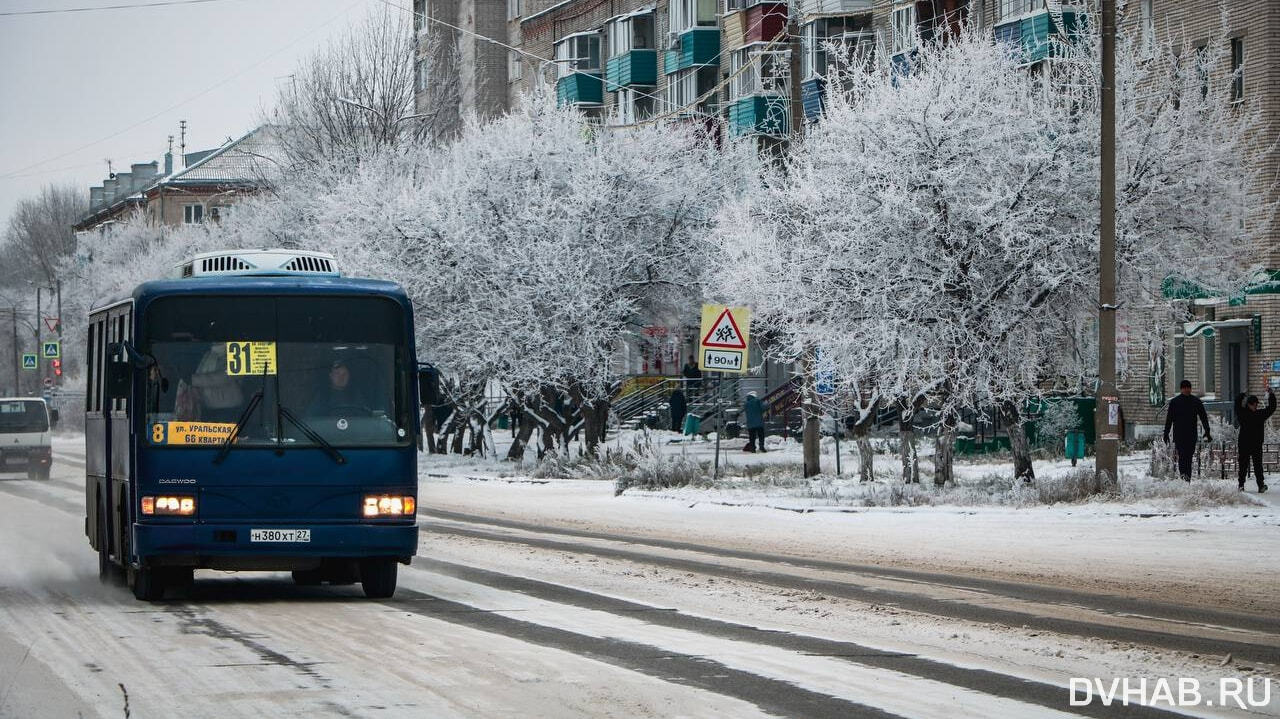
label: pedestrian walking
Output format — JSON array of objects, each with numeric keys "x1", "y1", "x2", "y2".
[
  {"x1": 669, "y1": 388, "x2": 687, "y2": 433},
  {"x1": 1163, "y1": 379, "x2": 1212, "y2": 481},
  {"x1": 682, "y1": 356, "x2": 702, "y2": 396},
  {"x1": 1235, "y1": 388, "x2": 1274, "y2": 492},
  {"x1": 743, "y1": 391, "x2": 765, "y2": 453}
]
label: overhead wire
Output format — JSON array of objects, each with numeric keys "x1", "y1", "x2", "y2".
[
  {"x1": 373, "y1": 0, "x2": 772, "y2": 124},
  {"x1": 0, "y1": 0, "x2": 241, "y2": 17}
]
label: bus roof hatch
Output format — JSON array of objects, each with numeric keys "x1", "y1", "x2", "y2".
[{"x1": 176, "y1": 249, "x2": 341, "y2": 279}]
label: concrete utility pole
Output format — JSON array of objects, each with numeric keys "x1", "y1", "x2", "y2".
[{"x1": 1094, "y1": 0, "x2": 1120, "y2": 491}]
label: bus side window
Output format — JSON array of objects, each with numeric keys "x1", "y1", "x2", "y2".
[
  {"x1": 95, "y1": 317, "x2": 106, "y2": 412},
  {"x1": 115, "y1": 315, "x2": 128, "y2": 413},
  {"x1": 86, "y1": 323, "x2": 96, "y2": 413}
]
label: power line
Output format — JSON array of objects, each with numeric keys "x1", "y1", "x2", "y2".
[
  {"x1": 0, "y1": 0, "x2": 238, "y2": 17},
  {"x1": 0, "y1": 0, "x2": 365, "y2": 181}
]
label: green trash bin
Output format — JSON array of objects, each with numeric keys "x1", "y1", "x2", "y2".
[
  {"x1": 683, "y1": 413, "x2": 701, "y2": 436},
  {"x1": 1064, "y1": 430, "x2": 1087, "y2": 466},
  {"x1": 497, "y1": 414, "x2": 510, "y2": 430}
]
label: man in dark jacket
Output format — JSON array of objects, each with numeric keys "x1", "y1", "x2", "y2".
[
  {"x1": 743, "y1": 392, "x2": 765, "y2": 452},
  {"x1": 1235, "y1": 388, "x2": 1274, "y2": 492},
  {"x1": 682, "y1": 357, "x2": 702, "y2": 395},
  {"x1": 669, "y1": 389, "x2": 688, "y2": 433},
  {"x1": 1164, "y1": 380, "x2": 1212, "y2": 481}
]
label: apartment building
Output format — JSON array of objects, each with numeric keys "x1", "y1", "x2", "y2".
[{"x1": 415, "y1": 0, "x2": 1279, "y2": 429}]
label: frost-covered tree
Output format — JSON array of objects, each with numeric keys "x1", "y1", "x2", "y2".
[
  {"x1": 285, "y1": 97, "x2": 751, "y2": 458},
  {"x1": 712, "y1": 21, "x2": 1269, "y2": 484},
  {"x1": 266, "y1": 8, "x2": 453, "y2": 171},
  {"x1": 54, "y1": 214, "x2": 254, "y2": 381},
  {"x1": 1, "y1": 183, "x2": 86, "y2": 289}
]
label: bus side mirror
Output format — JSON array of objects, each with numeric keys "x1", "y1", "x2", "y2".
[
  {"x1": 418, "y1": 366, "x2": 439, "y2": 407},
  {"x1": 105, "y1": 351, "x2": 132, "y2": 400}
]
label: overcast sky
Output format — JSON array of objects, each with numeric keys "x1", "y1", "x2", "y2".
[{"x1": 0, "y1": 0, "x2": 389, "y2": 231}]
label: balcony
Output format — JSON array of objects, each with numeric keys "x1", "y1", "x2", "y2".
[
  {"x1": 993, "y1": 7, "x2": 1082, "y2": 64},
  {"x1": 797, "y1": 0, "x2": 871, "y2": 16},
  {"x1": 721, "y1": 3, "x2": 787, "y2": 48},
  {"x1": 663, "y1": 28, "x2": 720, "y2": 74},
  {"x1": 555, "y1": 73, "x2": 604, "y2": 106},
  {"x1": 727, "y1": 95, "x2": 788, "y2": 137},
  {"x1": 605, "y1": 49, "x2": 658, "y2": 91},
  {"x1": 801, "y1": 78, "x2": 825, "y2": 121}
]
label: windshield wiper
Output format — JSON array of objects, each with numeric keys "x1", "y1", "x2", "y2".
[
  {"x1": 278, "y1": 404, "x2": 346, "y2": 465},
  {"x1": 213, "y1": 391, "x2": 263, "y2": 465}
]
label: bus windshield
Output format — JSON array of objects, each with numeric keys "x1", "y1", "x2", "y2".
[
  {"x1": 0, "y1": 400, "x2": 48, "y2": 433},
  {"x1": 142, "y1": 296, "x2": 411, "y2": 449}
]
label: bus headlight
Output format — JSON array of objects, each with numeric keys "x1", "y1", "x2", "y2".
[
  {"x1": 363, "y1": 495, "x2": 415, "y2": 517},
  {"x1": 142, "y1": 496, "x2": 196, "y2": 516}
]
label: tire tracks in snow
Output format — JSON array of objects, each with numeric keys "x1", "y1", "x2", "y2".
[
  {"x1": 419, "y1": 509, "x2": 1280, "y2": 667},
  {"x1": 396, "y1": 557, "x2": 1184, "y2": 719}
]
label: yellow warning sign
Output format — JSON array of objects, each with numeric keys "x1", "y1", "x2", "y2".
[
  {"x1": 151, "y1": 421, "x2": 237, "y2": 446},
  {"x1": 698, "y1": 305, "x2": 751, "y2": 373},
  {"x1": 225, "y1": 341, "x2": 277, "y2": 376}
]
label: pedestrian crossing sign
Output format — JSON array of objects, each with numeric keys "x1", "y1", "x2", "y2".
[
  {"x1": 698, "y1": 305, "x2": 751, "y2": 374},
  {"x1": 42, "y1": 341, "x2": 60, "y2": 359},
  {"x1": 21, "y1": 354, "x2": 36, "y2": 370}
]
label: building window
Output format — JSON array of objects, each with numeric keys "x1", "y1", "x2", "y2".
[
  {"x1": 416, "y1": 58, "x2": 429, "y2": 92},
  {"x1": 1203, "y1": 333, "x2": 1216, "y2": 394},
  {"x1": 413, "y1": 0, "x2": 426, "y2": 31},
  {"x1": 802, "y1": 16, "x2": 873, "y2": 80},
  {"x1": 1140, "y1": 0, "x2": 1153, "y2": 58},
  {"x1": 664, "y1": 66, "x2": 716, "y2": 114},
  {"x1": 1173, "y1": 332, "x2": 1184, "y2": 389},
  {"x1": 996, "y1": 0, "x2": 1046, "y2": 23},
  {"x1": 668, "y1": 0, "x2": 716, "y2": 37},
  {"x1": 208, "y1": 205, "x2": 231, "y2": 222},
  {"x1": 614, "y1": 86, "x2": 656, "y2": 124},
  {"x1": 555, "y1": 34, "x2": 601, "y2": 78},
  {"x1": 730, "y1": 44, "x2": 787, "y2": 100},
  {"x1": 607, "y1": 12, "x2": 654, "y2": 57},
  {"x1": 1231, "y1": 37, "x2": 1244, "y2": 102},
  {"x1": 891, "y1": 4, "x2": 916, "y2": 55},
  {"x1": 507, "y1": 0, "x2": 520, "y2": 20},
  {"x1": 509, "y1": 50, "x2": 524, "y2": 81},
  {"x1": 1195, "y1": 44, "x2": 1209, "y2": 100},
  {"x1": 183, "y1": 204, "x2": 204, "y2": 224}
]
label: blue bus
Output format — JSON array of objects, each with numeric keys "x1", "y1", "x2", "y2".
[{"x1": 85, "y1": 250, "x2": 422, "y2": 601}]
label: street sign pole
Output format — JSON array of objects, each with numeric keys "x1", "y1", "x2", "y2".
[
  {"x1": 713, "y1": 373, "x2": 721, "y2": 481},
  {"x1": 698, "y1": 305, "x2": 751, "y2": 484}
]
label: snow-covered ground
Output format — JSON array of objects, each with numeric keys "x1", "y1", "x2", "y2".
[
  {"x1": 421, "y1": 429, "x2": 1280, "y2": 616},
  {"x1": 0, "y1": 435, "x2": 1272, "y2": 718}
]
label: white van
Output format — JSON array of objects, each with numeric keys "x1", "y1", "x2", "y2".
[{"x1": 0, "y1": 397, "x2": 54, "y2": 480}]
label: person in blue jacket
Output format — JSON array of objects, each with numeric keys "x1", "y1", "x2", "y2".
[{"x1": 743, "y1": 391, "x2": 765, "y2": 453}]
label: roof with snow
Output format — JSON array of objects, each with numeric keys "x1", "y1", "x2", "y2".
[
  {"x1": 164, "y1": 126, "x2": 284, "y2": 186},
  {"x1": 74, "y1": 125, "x2": 283, "y2": 231}
]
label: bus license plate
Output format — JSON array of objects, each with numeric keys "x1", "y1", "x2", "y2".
[{"x1": 250, "y1": 529, "x2": 311, "y2": 543}]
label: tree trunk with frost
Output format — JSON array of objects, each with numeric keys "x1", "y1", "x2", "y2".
[{"x1": 1000, "y1": 402, "x2": 1035, "y2": 482}]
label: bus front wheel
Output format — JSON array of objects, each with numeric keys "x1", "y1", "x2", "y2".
[
  {"x1": 130, "y1": 564, "x2": 166, "y2": 601},
  {"x1": 359, "y1": 558, "x2": 397, "y2": 599}
]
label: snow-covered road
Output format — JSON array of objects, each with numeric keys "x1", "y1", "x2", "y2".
[{"x1": 0, "y1": 441, "x2": 1275, "y2": 718}]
